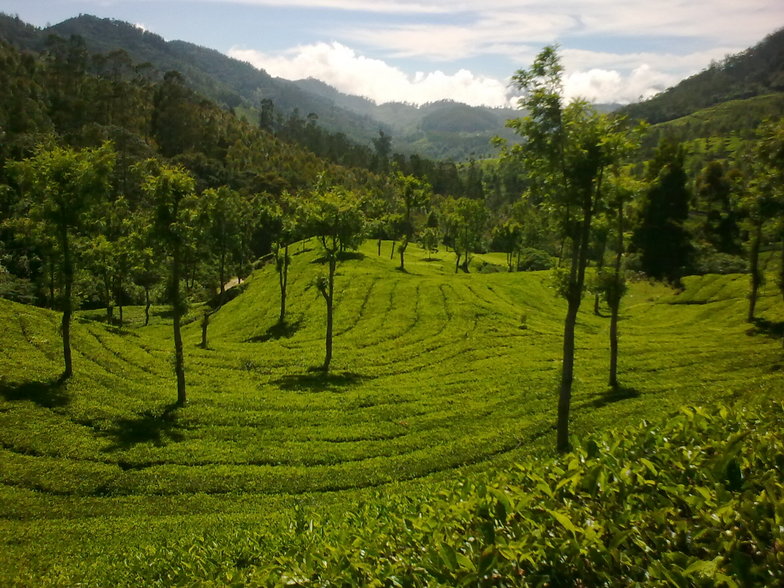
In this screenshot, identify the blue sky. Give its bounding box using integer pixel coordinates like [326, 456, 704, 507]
[3, 0, 783, 106]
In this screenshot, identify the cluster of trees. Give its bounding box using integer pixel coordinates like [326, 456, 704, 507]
[501, 46, 784, 451]
[1, 33, 783, 451]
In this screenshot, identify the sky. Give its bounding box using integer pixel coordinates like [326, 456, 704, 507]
[3, 0, 783, 107]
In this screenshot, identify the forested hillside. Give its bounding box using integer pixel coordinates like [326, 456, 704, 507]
[0, 13, 521, 160]
[622, 27, 784, 124]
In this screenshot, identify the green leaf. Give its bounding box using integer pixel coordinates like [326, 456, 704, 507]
[545, 508, 580, 534]
[489, 488, 512, 521]
[640, 458, 658, 476]
[439, 543, 458, 571]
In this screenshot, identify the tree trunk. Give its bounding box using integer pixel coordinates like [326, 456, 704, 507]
[608, 300, 619, 388]
[455, 252, 461, 274]
[609, 198, 624, 389]
[747, 219, 762, 322]
[323, 255, 335, 372]
[556, 188, 596, 453]
[278, 244, 289, 324]
[593, 232, 608, 315]
[104, 275, 113, 324]
[219, 248, 226, 302]
[557, 299, 579, 452]
[200, 311, 209, 349]
[377, 238, 382, 256]
[144, 287, 151, 326]
[172, 245, 186, 405]
[390, 240, 396, 259]
[49, 264, 55, 309]
[60, 225, 73, 380]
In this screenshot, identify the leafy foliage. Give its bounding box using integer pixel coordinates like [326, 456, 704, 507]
[247, 402, 784, 586]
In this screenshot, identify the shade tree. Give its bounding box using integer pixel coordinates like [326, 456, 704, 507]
[7, 142, 115, 379]
[505, 45, 641, 452]
[443, 196, 488, 273]
[137, 160, 199, 405]
[304, 179, 365, 372]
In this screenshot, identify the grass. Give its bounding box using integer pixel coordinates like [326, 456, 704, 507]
[1, 239, 782, 585]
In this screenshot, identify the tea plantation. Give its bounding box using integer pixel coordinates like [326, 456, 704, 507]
[1, 240, 782, 585]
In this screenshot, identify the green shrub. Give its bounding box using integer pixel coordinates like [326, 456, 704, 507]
[518, 247, 553, 271]
[243, 402, 784, 586]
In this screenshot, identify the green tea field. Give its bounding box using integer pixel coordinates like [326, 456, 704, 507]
[1, 240, 782, 585]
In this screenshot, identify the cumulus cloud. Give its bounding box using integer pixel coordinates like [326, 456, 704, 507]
[223, 0, 782, 105]
[564, 65, 676, 103]
[230, 42, 513, 107]
[231, 40, 719, 105]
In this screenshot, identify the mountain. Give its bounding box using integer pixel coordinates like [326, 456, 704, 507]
[0, 13, 523, 160]
[620, 27, 784, 124]
[0, 13, 389, 146]
[2, 12, 783, 163]
[293, 77, 523, 159]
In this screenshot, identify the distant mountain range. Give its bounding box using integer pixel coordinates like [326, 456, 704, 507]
[1, 13, 783, 161]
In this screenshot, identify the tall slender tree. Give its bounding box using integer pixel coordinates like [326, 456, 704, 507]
[138, 161, 198, 405]
[305, 180, 365, 373]
[8, 142, 114, 380]
[506, 46, 638, 452]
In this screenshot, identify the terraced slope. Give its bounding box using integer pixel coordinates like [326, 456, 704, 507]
[1, 242, 783, 500]
[1, 241, 782, 583]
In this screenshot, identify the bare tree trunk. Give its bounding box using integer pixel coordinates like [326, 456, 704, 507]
[278, 244, 289, 324]
[390, 240, 396, 259]
[49, 264, 55, 309]
[593, 232, 608, 315]
[172, 245, 186, 405]
[557, 299, 579, 452]
[557, 186, 596, 453]
[747, 219, 762, 322]
[608, 302, 619, 387]
[323, 255, 335, 372]
[455, 252, 461, 274]
[200, 311, 209, 349]
[377, 238, 382, 256]
[144, 287, 151, 326]
[60, 225, 73, 380]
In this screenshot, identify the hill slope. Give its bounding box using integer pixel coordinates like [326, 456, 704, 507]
[0, 13, 389, 146]
[1, 239, 783, 582]
[621, 27, 784, 124]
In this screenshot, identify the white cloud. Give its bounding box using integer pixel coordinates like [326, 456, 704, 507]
[220, 0, 782, 105]
[230, 42, 513, 107]
[564, 65, 676, 103]
[331, 0, 782, 61]
[231, 39, 746, 106]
